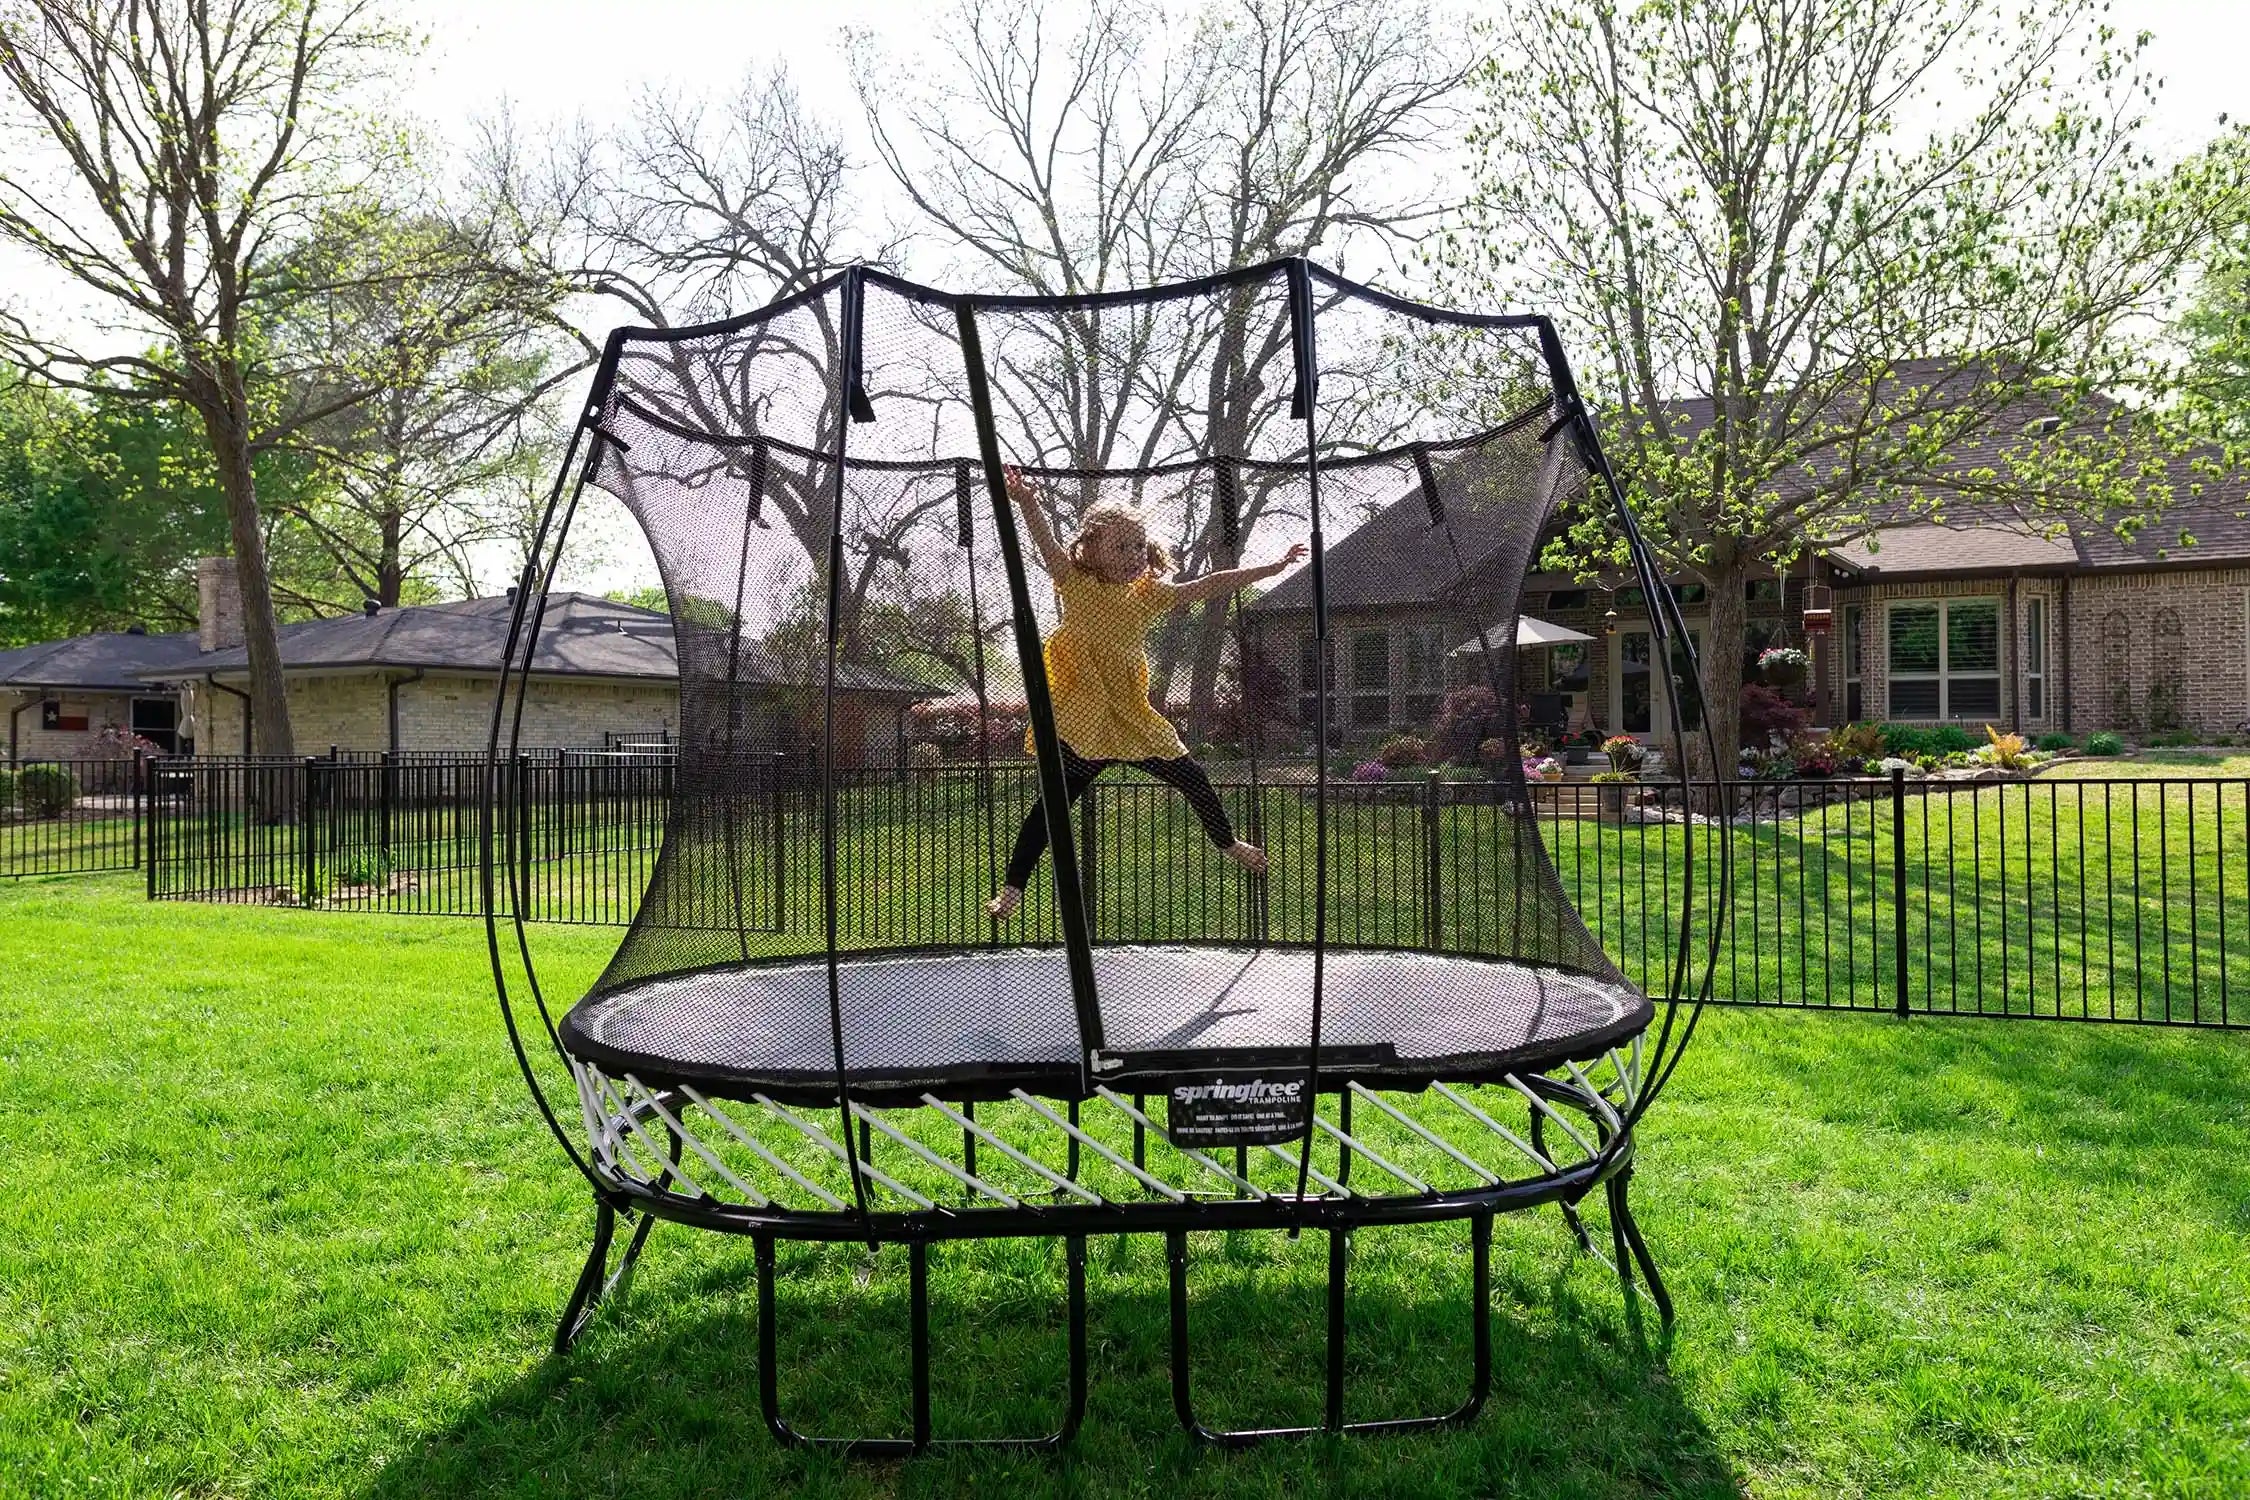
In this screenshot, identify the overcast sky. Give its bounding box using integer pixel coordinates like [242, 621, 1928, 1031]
[6, 1, 2245, 596]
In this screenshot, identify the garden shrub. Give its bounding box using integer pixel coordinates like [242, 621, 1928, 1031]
[17, 763, 77, 817]
[1980, 726, 2033, 770]
[1787, 733, 1840, 778]
[1376, 733, 1428, 769]
[2034, 732, 2074, 752]
[0, 765, 14, 810]
[336, 852, 393, 888]
[908, 742, 943, 773]
[1349, 760, 1388, 783]
[1739, 683, 1809, 746]
[1431, 688, 1507, 764]
[2148, 728, 2198, 748]
[1880, 722, 1974, 757]
[1827, 722, 1886, 761]
[2085, 731, 2124, 756]
[1476, 736, 1511, 775]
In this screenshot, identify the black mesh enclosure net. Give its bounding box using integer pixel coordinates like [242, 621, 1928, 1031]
[509, 261, 1669, 1113]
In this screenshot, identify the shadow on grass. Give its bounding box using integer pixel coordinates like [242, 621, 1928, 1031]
[361, 1223, 1738, 1499]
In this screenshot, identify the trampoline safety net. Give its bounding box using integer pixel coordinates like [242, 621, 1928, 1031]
[524, 259, 1646, 1108]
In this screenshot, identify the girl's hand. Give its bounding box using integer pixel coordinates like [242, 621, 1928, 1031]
[1271, 541, 1309, 573]
[1003, 464, 1037, 508]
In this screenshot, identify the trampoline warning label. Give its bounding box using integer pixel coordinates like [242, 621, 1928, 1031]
[1167, 1074, 1311, 1147]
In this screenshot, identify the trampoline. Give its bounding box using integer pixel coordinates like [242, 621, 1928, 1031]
[486, 257, 1726, 1453]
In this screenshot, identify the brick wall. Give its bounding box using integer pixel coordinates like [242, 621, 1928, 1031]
[2063, 569, 2250, 736]
[191, 672, 681, 754]
[5, 691, 140, 760]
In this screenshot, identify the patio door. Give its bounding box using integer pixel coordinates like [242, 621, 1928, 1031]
[1609, 622, 1703, 738]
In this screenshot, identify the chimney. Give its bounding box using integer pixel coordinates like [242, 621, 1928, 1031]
[197, 556, 245, 653]
[362, 598, 381, 618]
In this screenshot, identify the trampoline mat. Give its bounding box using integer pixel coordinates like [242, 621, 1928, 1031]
[562, 945, 1650, 1101]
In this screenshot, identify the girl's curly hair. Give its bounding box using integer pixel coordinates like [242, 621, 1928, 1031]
[1069, 501, 1173, 577]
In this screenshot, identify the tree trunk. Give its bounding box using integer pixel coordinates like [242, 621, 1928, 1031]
[188, 370, 296, 762]
[379, 504, 404, 607]
[1690, 554, 1750, 787]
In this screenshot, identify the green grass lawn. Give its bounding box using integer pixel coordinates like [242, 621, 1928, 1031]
[3, 876, 2246, 1498]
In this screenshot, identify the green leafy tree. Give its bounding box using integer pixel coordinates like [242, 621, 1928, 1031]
[1445, 0, 2245, 777]
[0, 0, 415, 757]
[0, 375, 335, 645]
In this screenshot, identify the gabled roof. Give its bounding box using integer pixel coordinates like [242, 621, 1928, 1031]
[0, 629, 206, 693]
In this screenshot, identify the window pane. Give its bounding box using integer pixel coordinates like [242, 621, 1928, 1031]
[1403, 694, 1440, 722]
[1846, 681, 1864, 721]
[2028, 677, 2044, 719]
[1299, 633, 1323, 685]
[1405, 628, 1445, 690]
[1889, 678, 1940, 717]
[1947, 676, 2000, 719]
[1844, 605, 1864, 678]
[1947, 602, 1999, 673]
[2026, 599, 2045, 673]
[1353, 693, 1391, 727]
[1889, 605, 1940, 673]
[1352, 631, 1390, 691]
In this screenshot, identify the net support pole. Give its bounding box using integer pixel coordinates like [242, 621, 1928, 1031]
[954, 301, 1106, 1065]
[1286, 257, 1329, 1215]
[821, 267, 875, 1230]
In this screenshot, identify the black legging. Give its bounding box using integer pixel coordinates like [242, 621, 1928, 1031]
[1003, 744, 1237, 889]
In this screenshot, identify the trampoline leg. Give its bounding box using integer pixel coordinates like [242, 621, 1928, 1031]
[1608, 1170, 1674, 1328]
[553, 1197, 655, 1357]
[1166, 1215, 1490, 1445]
[1531, 1111, 1595, 1254]
[755, 1233, 1087, 1455]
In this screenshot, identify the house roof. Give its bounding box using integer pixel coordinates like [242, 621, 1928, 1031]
[160, 591, 939, 698]
[1825, 522, 2080, 576]
[0, 629, 207, 694]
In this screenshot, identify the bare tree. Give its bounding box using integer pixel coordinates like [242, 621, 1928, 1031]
[0, 0, 415, 757]
[1449, 0, 2246, 777]
[855, 0, 1473, 738]
[265, 213, 579, 608]
[470, 69, 941, 651]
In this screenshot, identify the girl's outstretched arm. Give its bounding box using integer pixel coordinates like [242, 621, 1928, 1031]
[1004, 466, 1071, 576]
[1171, 541, 1310, 605]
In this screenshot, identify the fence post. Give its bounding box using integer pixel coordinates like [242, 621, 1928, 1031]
[132, 748, 146, 872]
[1891, 766, 1909, 1017]
[1423, 772, 1442, 951]
[516, 753, 533, 916]
[301, 756, 319, 902]
[142, 753, 156, 899]
[770, 751, 787, 932]
[379, 750, 395, 855]
[1080, 782, 1099, 940]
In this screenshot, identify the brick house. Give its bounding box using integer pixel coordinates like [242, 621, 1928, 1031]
[1, 626, 207, 759]
[8, 558, 935, 763]
[1247, 428, 2250, 746]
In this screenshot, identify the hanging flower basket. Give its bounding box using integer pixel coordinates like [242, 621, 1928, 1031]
[1758, 645, 1811, 687]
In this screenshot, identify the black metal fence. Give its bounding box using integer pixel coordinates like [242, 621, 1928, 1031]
[135, 753, 2250, 1030]
[1, 755, 149, 878]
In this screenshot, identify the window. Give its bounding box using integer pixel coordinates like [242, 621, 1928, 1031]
[1843, 604, 1865, 722]
[1351, 630, 1392, 727]
[1673, 583, 1707, 605]
[2025, 597, 2046, 721]
[1403, 626, 1446, 721]
[1887, 599, 2001, 720]
[1297, 633, 1331, 728]
[1546, 588, 1588, 611]
[1746, 578, 1783, 604]
[1549, 641, 1588, 692]
[130, 696, 179, 754]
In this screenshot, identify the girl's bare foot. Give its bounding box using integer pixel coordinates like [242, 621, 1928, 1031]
[1223, 840, 1268, 876]
[987, 885, 1023, 920]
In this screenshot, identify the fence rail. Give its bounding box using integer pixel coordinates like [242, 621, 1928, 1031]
[129, 753, 2250, 1030]
[1, 755, 149, 878]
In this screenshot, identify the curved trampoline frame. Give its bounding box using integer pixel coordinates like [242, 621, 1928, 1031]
[482, 257, 1731, 1452]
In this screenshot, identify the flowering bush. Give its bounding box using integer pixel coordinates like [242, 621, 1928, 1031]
[1349, 760, 1389, 782]
[907, 699, 1029, 757]
[1476, 736, 1511, 771]
[1876, 755, 1914, 776]
[1787, 734, 1840, 778]
[1600, 734, 1640, 772]
[1523, 755, 1563, 781]
[1376, 733, 1429, 768]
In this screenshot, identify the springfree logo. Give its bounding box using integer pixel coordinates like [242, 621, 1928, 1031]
[1172, 1076, 1304, 1107]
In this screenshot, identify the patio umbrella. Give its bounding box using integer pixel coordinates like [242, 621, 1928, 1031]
[1450, 615, 1595, 653]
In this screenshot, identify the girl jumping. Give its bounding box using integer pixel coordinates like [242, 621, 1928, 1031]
[988, 466, 1307, 921]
